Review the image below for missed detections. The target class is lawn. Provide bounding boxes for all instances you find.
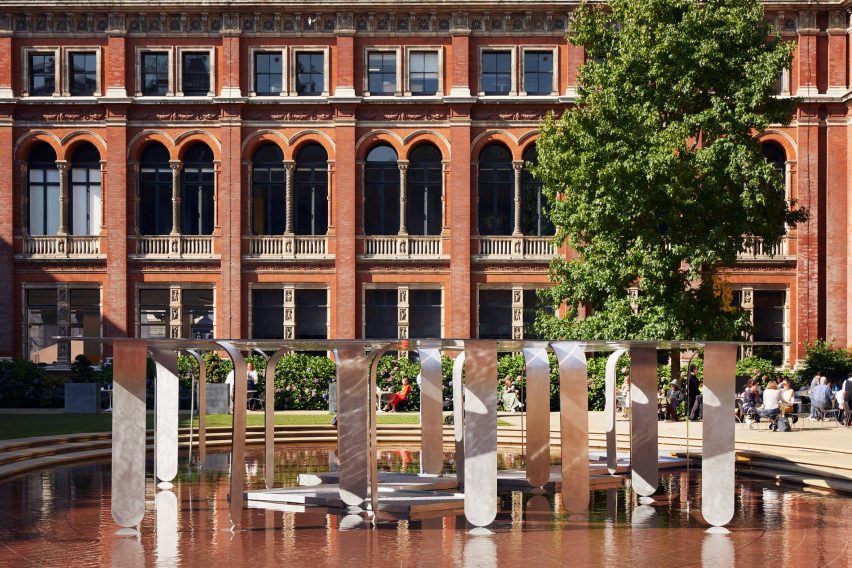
[0,412,421,440]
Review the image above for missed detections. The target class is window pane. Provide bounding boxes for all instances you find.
[524,51,552,95]
[523,289,552,340]
[296,289,328,339]
[252,289,284,339]
[255,53,283,95]
[409,290,442,339]
[142,53,169,96]
[182,289,214,339]
[365,290,398,339]
[182,53,210,96]
[296,52,324,95]
[27,289,58,364]
[478,290,512,339]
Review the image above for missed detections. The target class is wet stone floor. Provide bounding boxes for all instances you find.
[0,446,849,567]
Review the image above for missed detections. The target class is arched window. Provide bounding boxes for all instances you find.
[28,143,59,235]
[294,144,329,235]
[181,144,215,235]
[251,144,285,235]
[408,144,443,236]
[139,143,172,235]
[761,142,786,176]
[521,145,555,236]
[477,144,513,236]
[364,145,400,235]
[69,143,102,236]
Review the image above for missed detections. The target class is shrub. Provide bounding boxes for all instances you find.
[796,340,852,386]
[0,359,63,408]
[735,356,780,380]
[69,355,96,383]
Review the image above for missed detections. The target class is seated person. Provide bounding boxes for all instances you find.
[501,377,522,412]
[666,381,685,421]
[742,379,759,422]
[778,379,799,423]
[810,376,833,420]
[759,380,782,420]
[383,377,412,412]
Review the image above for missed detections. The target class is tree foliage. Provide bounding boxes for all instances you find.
[534,0,806,341]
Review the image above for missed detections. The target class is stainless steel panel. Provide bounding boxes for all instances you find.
[701,343,737,527]
[216,341,247,528]
[186,349,206,463]
[263,348,290,490]
[522,345,551,488]
[463,340,498,528]
[452,353,466,488]
[629,343,659,497]
[334,346,371,507]
[552,342,589,513]
[111,340,148,529]
[151,348,179,484]
[368,343,396,518]
[605,348,627,474]
[418,346,444,475]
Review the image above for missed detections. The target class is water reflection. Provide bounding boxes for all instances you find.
[0,447,849,567]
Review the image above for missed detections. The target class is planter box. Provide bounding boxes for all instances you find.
[206,383,230,414]
[64,383,101,414]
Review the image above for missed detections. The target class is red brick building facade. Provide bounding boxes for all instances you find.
[0,1,845,368]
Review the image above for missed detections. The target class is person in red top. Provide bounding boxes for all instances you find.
[383,377,412,412]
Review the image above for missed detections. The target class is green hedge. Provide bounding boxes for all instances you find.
[795,340,852,386]
[0,359,63,408]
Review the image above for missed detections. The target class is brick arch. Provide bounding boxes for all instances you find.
[62,131,108,162]
[241,130,289,161]
[288,130,335,162]
[175,130,222,161]
[517,131,540,157]
[126,131,176,162]
[759,130,797,162]
[14,130,62,162]
[355,130,405,162]
[401,130,451,161]
[470,130,520,161]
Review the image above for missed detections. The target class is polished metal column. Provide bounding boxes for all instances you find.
[604,348,627,474]
[263,348,290,489]
[418,346,443,475]
[217,341,247,528]
[629,343,658,498]
[463,340,498,528]
[334,346,371,508]
[522,345,551,488]
[186,350,207,463]
[111,340,147,530]
[452,352,466,487]
[702,343,737,527]
[151,348,179,486]
[552,342,589,513]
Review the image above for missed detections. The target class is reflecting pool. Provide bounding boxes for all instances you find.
[0,447,849,567]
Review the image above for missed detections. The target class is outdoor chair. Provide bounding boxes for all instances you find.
[247,389,263,411]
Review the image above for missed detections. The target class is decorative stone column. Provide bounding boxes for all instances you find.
[283,285,295,340]
[56,284,70,366]
[56,161,69,236]
[398,286,409,340]
[169,160,182,236]
[284,160,295,235]
[740,287,754,357]
[398,160,409,236]
[512,160,523,237]
[512,286,524,340]
[169,286,182,339]
[283,161,296,258]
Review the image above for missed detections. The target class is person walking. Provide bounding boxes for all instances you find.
[686,365,700,421]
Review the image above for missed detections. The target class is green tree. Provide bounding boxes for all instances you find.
[534,0,806,341]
